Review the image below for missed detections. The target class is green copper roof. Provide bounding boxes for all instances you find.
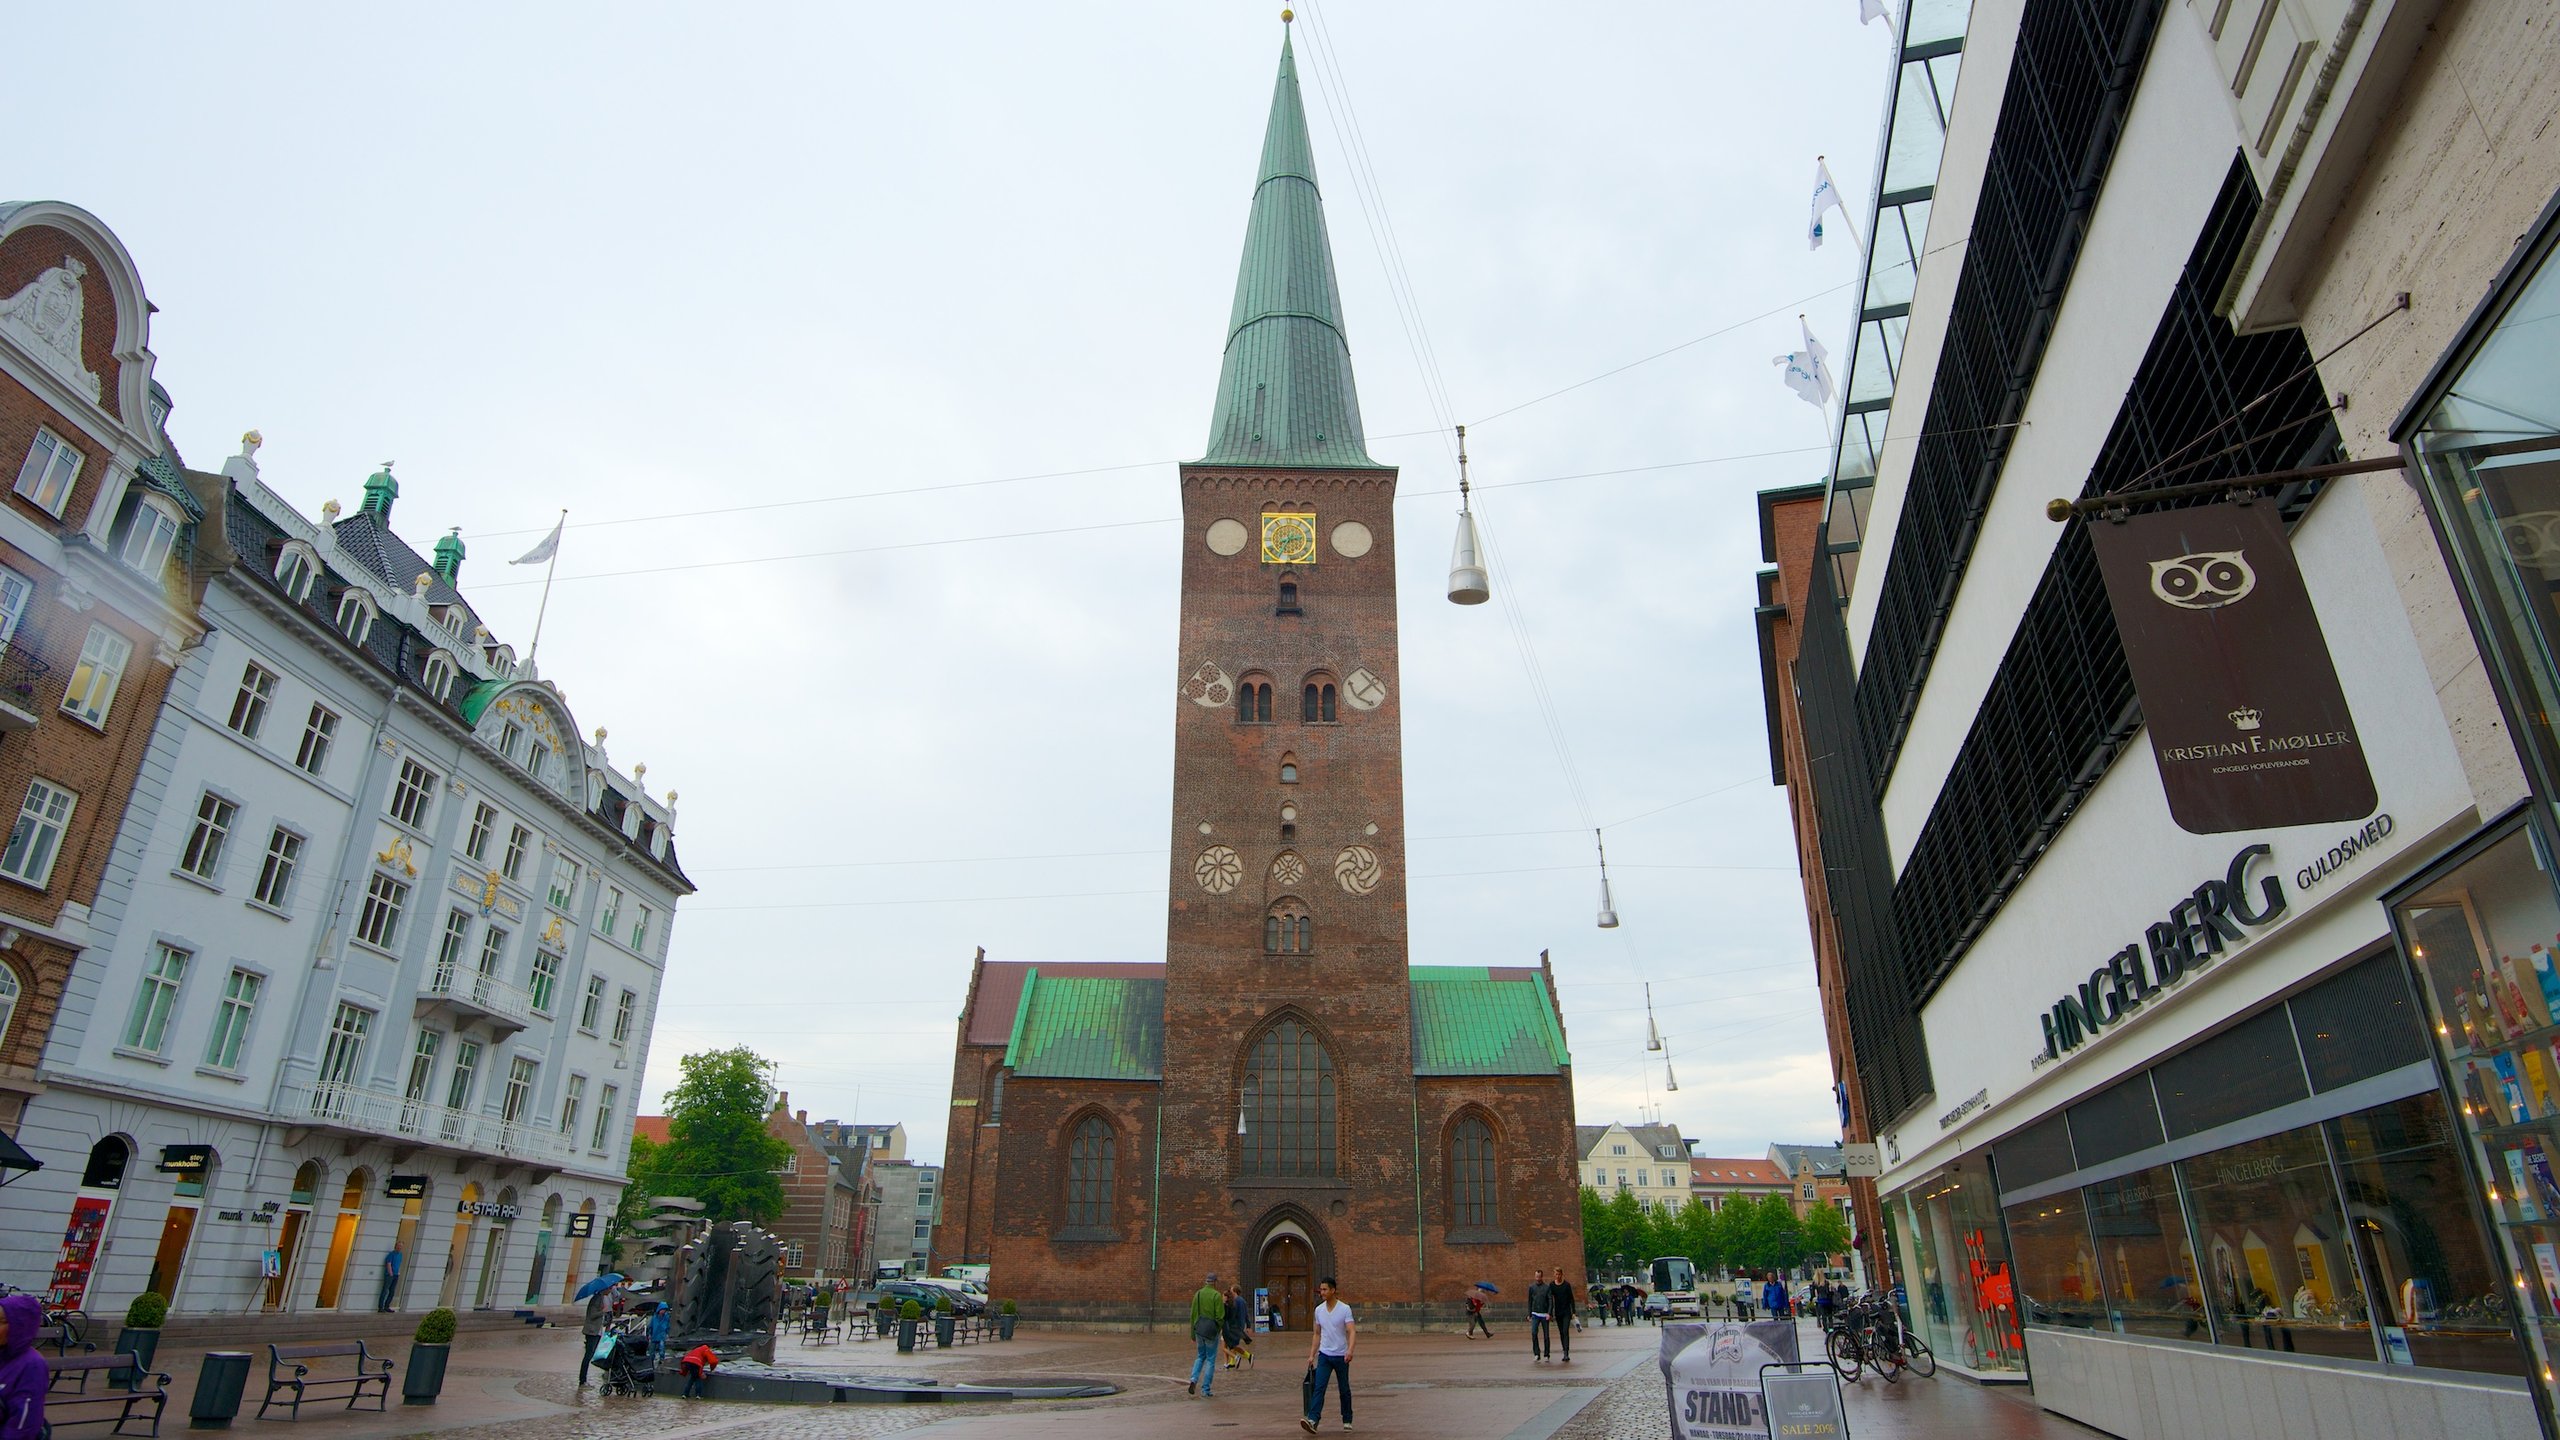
[1197,31,1385,470]
[1410,967,1572,1076]
[457,678,509,727]
[1003,970,1166,1080]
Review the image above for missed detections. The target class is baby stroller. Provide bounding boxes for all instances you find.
[595,1314,658,1397]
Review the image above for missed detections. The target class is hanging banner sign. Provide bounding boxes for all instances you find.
[156,1144,213,1175]
[385,1174,430,1199]
[2088,501,2375,834]
[457,1200,520,1220]
[567,1212,596,1237]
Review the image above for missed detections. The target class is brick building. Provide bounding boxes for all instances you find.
[0,202,216,1164]
[933,25,1580,1328]
[1686,1156,1789,1213]
[763,1094,858,1277]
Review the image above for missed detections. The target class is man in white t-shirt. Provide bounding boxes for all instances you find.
[1300,1276,1354,1433]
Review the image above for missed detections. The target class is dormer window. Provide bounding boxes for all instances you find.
[423,651,458,703]
[435,605,471,639]
[111,491,185,578]
[526,741,550,780]
[275,546,318,603]
[499,722,523,761]
[335,590,375,646]
[488,644,516,678]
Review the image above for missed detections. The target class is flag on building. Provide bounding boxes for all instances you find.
[1774,317,1836,411]
[511,515,565,566]
[1861,0,1893,24]
[1810,158,1845,250]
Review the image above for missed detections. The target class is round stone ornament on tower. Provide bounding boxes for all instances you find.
[1329,521,1373,558]
[1206,518,1250,556]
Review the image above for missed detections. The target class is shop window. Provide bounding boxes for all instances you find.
[2329,1094,2525,1376]
[2081,1165,2208,1343]
[2000,1187,2101,1332]
[2176,1123,2375,1363]
[2152,1008,2309,1140]
[1894,1152,2023,1374]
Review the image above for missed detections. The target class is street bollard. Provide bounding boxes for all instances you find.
[189,1352,253,1429]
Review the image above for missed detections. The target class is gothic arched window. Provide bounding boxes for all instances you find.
[1452,1114,1498,1229]
[1066,1115,1115,1230]
[1241,1019,1337,1178]
[1264,899,1312,955]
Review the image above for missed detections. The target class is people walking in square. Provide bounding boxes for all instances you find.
[376,1247,402,1312]
[1762,1274,1787,1320]
[1551,1274,1575,1363]
[1527,1268,1553,1362]
[1465,1284,1493,1339]
[1188,1270,1226,1397]
[1223,1282,1252,1369]
[647,1302,671,1365]
[1300,1276,1354,1434]
[577,1273,617,1387]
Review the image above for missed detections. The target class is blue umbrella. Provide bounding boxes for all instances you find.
[1474,1281,1500,1294]
[574,1273,626,1301]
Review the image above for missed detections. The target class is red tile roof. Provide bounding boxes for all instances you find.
[633,1115,673,1147]
[1688,1157,1788,1186]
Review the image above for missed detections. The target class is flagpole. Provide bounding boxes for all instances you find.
[525,509,565,667]
[1819,155,1866,252]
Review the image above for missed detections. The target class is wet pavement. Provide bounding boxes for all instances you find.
[81,1311,2112,1439]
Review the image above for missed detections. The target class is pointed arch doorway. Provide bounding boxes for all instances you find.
[1262,1233,1314,1334]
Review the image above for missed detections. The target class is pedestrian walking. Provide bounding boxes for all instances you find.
[1551,1274,1575,1363]
[1223,1282,1252,1370]
[1188,1270,1226,1397]
[647,1302,671,1364]
[577,1272,618,1387]
[1762,1275,1787,1320]
[0,1294,49,1440]
[1527,1268,1553,1362]
[1299,1276,1354,1434]
[1733,1278,1754,1322]
[376,1247,403,1312]
[1465,1285,1492,1339]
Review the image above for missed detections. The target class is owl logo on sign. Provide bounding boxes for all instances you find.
[2148,550,2257,610]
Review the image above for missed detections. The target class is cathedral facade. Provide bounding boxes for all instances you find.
[931,27,1582,1327]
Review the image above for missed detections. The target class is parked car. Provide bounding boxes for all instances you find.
[876,1280,984,1316]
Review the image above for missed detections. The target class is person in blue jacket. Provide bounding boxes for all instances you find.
[1761,1275,1787,1320]
[647,1303,671,1363]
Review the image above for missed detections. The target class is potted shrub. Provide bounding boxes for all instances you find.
[113,1292,167,1391]
[997,1299,1017,1341]
[896,1299,921,1353]
[403,1308,459,1405]
[874,1303,893,1339]
[932,1292,956,1349]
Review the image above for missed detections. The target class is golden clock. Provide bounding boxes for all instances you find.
[1261,512,1318,565]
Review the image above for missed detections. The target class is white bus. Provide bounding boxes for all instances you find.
[1645,1256,1703,1318]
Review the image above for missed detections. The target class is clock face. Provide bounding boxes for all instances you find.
[1261,512,1319,565]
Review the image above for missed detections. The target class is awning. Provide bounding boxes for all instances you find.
[0,1127,43,1186]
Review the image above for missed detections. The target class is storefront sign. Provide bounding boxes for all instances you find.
[2036,844,2289,1063]
[567,1212,596,1237]
[457,1200,520,1220]
[1759,1367,1848,1437]
[2089,501,2376,834]
[385,1174,430,1199]
[1841,1143,1881,1178]
[2295,813,2395,893]
[1937,1089,1988,1131]
[156,1144,212,1175]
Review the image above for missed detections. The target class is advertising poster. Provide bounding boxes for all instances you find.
[1660,1320,1801,1439]
[50,1197,112,1309]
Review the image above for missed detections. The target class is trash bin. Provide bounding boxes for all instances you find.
[189,1351,253,1429]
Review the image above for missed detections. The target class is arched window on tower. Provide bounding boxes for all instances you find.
[1264,898,1312,955]
[1302,680,1337,723]
[1279,753,1299,784]
[1065,1115,1115,1231]
[1452,1114,1498,1231]
[1237,679,1274,724]
[1240,1019,1337,1178]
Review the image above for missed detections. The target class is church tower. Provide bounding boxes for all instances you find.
[1155,21,1417,1318]
[934,22,1580,1328]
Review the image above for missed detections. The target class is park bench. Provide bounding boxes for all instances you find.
[258,1341,393,1420]
[42,1354,170,1436]
[40,1326,100,1391]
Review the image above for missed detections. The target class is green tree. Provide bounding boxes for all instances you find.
[602,1132,660,1266]
[1673,1197,1721,1274]
[1579,1187,1616,1274]
[635,1046,791,1227]
[1760,1193,1809,1274]
[1801,1200,1853,1263]
[1604,1187,1646,1269]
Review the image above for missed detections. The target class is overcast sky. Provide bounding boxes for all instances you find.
[18,3,1895,1165]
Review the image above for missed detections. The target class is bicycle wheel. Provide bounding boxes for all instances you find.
[1868,1328,1906,1383]
[1824,1327,1862,1384]
[1904,1335,1936,1379]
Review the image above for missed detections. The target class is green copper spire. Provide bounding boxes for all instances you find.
[1198,28,1384,469]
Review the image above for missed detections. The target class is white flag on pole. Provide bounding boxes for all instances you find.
[1860,0,1892,24]
[511,516,565,566]
[1810,158,1845,250]
[1774,317,1836,411]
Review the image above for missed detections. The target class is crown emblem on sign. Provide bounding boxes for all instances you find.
[2229,707,2262,732]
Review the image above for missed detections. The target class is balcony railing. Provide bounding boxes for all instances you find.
[0,643,56,733]
[417,964,538,1033]
[283,1080,575,1163]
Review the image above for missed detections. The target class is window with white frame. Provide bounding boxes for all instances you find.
[529,951,561,1014]
[465,802,496,863]
[295,704,338,776]
[227,663,276,740]
[123,942,190,1053]
[499,722,523,761]
[203,968,262,1071]
[178,791,237,881]
[13,428,82,516]
[389,759,437,830]
[631,904,653,952]
[405,1029,442,1103]
[612,987,635,1045]
[599,885,622,935]
[112,492,184,577]
[502,824,530,882]
[525,741,550,781]
[501,1055,536,1125]
[318,1003,373,1088]
[274,547,318,603]
[0,567,33,657]
[0,779,77,888]
[445,1038,480,1110]
[421,651,457,703]
[433,910,471,988]
[335,589,374,645]
[559,1072,586,1137]
[476,926,509,990]
[591,1084,619,1151]
[355,872,408,948]
[0,964,18,1052]
[549,858,581,912]
[579,974,606,1033]
[60,624,132,727]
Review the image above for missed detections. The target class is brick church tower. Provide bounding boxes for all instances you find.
[935,23,1582,1326]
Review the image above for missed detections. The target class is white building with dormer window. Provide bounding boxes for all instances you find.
[0,435,691,1318]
